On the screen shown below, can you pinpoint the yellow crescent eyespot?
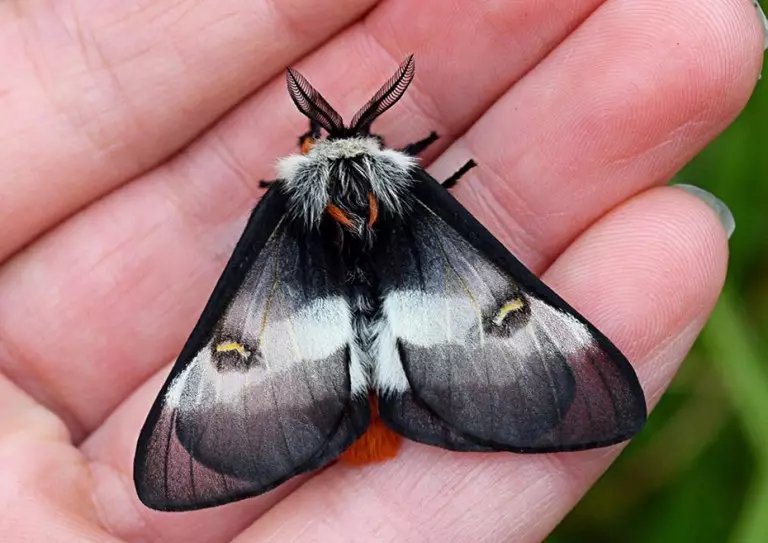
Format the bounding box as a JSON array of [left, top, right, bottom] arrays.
[[493, 298, 525, 326], [215, 341, 250, 359]]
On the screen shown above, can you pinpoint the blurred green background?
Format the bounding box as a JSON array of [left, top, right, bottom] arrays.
[[550, 20, 768, 543]]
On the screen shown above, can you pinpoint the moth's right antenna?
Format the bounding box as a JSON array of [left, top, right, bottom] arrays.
[[349, 55, 415, 134]]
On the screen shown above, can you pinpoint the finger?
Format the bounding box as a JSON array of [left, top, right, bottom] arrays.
[[0, 0, 376, 259], [234, 186, 730, 543], [0, 0, 607, 437], [0, 374, 119, 541], [81, 369, 309, 543], [431, 0, 762, 272]]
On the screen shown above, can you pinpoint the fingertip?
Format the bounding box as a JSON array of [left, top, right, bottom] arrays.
[[545, 185, 729, 364], [673, 183, 735, 239]]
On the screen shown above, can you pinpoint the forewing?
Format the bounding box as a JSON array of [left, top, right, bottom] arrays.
[[134, 187, 369, 511], [374, 172, 646, 452]]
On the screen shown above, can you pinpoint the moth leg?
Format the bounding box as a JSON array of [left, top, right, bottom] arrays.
[[442, 159, 477, 189], [298, 120, 322, 154], [401, 131, 439, 156]]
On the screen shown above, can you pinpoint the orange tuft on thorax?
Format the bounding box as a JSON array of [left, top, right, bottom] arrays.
[[367, 192, 379, 227], [340, 396, 402, 465], [300, 137, 315, 155], [326, 203, 354, 229]]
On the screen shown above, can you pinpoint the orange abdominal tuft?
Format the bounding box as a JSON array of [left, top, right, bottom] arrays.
[[340, 396, 402, 465], [367, 192, 379, 227], [326, 203, 354, 228]]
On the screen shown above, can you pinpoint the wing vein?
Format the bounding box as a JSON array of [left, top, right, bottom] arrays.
[[530, 321, 566, 425], [422, 215, 484, 346]]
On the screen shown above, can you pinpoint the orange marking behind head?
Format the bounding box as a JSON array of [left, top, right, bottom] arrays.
[[300, 137, 315, 155], [367, 192, 379, 227], [326, 203, 354, 229], [340, 396, 402, 465]]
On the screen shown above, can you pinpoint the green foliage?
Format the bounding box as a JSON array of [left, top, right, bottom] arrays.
[[550, 33, 768, 543]]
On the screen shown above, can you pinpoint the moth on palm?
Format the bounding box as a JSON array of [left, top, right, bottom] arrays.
[[134, 56, 647, 511]]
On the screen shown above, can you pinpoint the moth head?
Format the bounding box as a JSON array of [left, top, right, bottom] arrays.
[[277, 56, 418, 230]]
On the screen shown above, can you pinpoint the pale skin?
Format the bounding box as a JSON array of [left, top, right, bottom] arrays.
[[0, 0, 763, 541]]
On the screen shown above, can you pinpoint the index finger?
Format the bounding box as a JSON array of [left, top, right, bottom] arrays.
[[0, 0, 375, 259]]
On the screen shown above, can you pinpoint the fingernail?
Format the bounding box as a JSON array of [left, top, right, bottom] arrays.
[[754, 1, 768, 50], [674, 184, 735, 239]]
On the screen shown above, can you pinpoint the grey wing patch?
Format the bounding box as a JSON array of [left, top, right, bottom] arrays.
[[135, 222, 369, 511], [374, 207, 644, 452]]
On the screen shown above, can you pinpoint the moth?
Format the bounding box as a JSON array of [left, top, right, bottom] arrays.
[[134, 56, 647, 511]]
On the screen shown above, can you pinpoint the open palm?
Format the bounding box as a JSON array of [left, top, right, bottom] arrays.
[[0, 0, 763, 541]]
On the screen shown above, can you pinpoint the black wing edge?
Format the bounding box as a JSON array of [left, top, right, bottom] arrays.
[[133, 185, 291, 511], [379, 384, 497, 453], [405, 168, 647, 452]]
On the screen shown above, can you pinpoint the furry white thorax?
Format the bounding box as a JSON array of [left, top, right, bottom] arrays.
[[276, 136, 417, 227]]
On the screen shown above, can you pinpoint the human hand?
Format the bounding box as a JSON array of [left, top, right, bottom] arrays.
[[0, 0, 764, 541]]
